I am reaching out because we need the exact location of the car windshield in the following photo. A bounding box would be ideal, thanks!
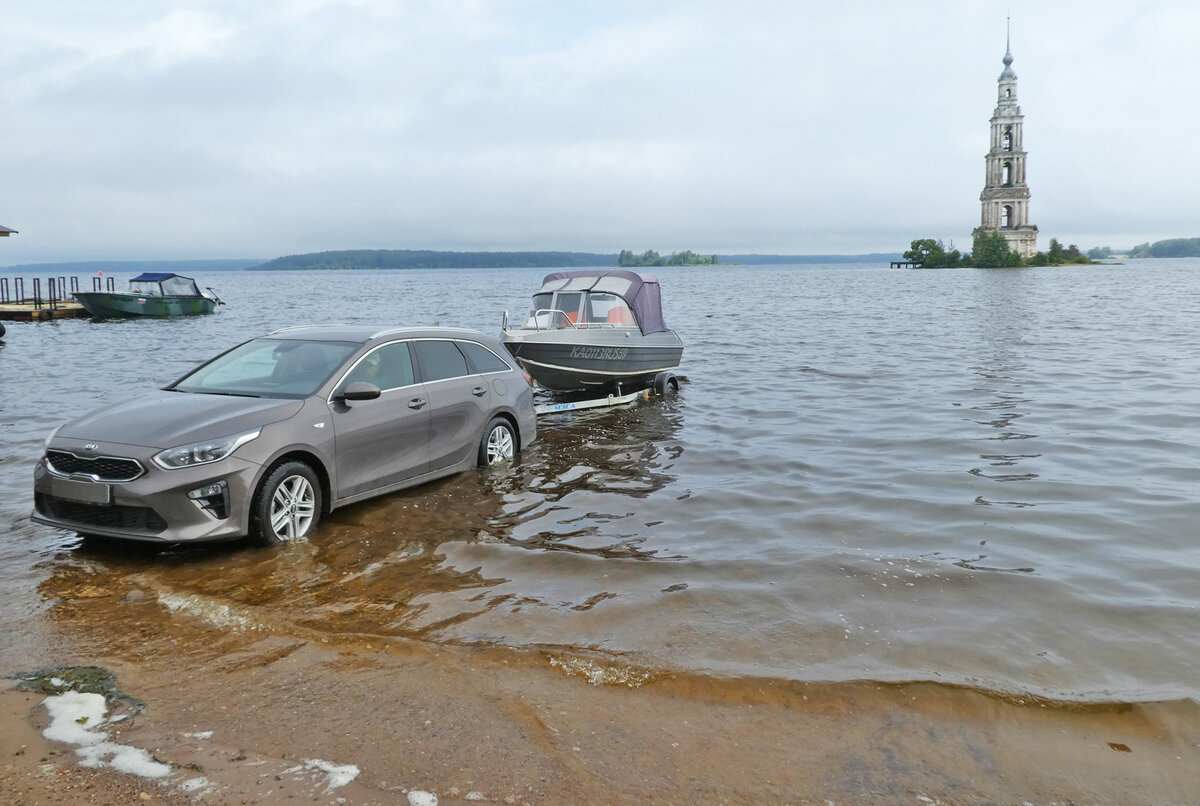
[171,338,360,398]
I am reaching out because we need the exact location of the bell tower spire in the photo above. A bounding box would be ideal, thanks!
[974,20,1038,258]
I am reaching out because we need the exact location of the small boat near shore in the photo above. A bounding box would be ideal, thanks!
[502,269,684,393]
[73,273,223,319]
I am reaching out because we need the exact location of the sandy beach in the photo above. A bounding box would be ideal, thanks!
[4,623,1199,806]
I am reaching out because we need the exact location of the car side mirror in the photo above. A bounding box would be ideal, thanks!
[334,381,382,403]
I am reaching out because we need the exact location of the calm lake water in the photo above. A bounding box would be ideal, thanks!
[2,259,1199,705]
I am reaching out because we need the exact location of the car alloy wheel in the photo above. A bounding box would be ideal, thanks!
[480,417,515,466]
[251,460,321,546]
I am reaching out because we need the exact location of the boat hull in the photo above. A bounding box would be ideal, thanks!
[74,292,217,319]
[503,328,683,392]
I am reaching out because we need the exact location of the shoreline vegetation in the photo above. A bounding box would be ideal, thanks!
[248,249,905,271]
[618,249,719,267]
[903,234,1200,268]
[904,232,1097,269]
[3,237,1197,273]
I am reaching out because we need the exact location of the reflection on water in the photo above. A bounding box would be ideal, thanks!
[5,260,1200,704]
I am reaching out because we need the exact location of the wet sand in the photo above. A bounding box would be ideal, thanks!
[4,622,1199,806]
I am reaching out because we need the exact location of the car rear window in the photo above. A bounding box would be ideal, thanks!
[458,341,511,374]
[413,340,469,382]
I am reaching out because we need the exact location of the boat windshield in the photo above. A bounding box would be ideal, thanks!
[522,291,635,329]
[524,291,583,329]
[128,274,202,297]
[170,338,360,398]
[585,293,636,326]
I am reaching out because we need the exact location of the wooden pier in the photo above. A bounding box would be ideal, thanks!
[0,275,91,321]
[890,260,920,268]
[0,300,89,321]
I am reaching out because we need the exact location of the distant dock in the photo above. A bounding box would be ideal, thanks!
[0,301,89,321]
[890,260,919,268]
[0,275,91,321]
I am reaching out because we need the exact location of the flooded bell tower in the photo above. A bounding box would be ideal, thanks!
[974,23,1038,258]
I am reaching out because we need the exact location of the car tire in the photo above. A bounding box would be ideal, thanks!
[248,461,321,546]
[478,417,516,467]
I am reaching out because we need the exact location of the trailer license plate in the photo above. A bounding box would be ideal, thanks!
[51,477,112,505]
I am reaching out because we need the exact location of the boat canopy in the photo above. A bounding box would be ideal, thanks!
[538,270,669,335]
[128,273,203,297]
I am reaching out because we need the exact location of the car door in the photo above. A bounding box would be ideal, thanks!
[411,339,490,471]
[330,341,430,498]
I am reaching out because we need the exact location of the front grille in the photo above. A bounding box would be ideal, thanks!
[36,493,167,533]
[46,450,144,482]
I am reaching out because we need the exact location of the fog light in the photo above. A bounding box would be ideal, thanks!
[188,480,230,519]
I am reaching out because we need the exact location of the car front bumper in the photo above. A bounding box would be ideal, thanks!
[31,442,264,543]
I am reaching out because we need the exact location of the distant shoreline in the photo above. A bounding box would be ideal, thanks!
[4,250,905,273]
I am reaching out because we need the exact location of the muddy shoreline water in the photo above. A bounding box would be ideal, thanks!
[3,541,1199,805]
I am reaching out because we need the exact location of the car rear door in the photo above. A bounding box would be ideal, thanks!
[411,339,490,471]
[330,341,430,498]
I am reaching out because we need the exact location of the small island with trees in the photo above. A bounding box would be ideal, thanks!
[902,231,1097,268]
[618,249,719,267]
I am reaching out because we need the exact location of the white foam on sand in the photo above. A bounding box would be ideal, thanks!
[548,655,654,687]
[180,776,212,792]
[408,791,438,806]
[42,691,171,779]
[158,592,264,631]
[282,758,361,792]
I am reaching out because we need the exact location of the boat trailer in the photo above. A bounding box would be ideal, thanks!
[533,370,686,416]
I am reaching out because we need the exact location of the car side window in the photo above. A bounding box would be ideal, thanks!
[413,340,469,383]
[458,341,511,374]
[343,342,415,390]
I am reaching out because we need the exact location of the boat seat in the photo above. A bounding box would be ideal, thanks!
[606,307,634,325]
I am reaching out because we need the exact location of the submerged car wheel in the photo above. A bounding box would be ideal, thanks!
[479,417,516,466]
[249,461,321,546]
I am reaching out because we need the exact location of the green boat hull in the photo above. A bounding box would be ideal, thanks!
[74,292,217,319]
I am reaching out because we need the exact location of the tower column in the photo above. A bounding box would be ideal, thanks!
[973,26,1037,259]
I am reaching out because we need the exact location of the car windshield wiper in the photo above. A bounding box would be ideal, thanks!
[194,390,263,398]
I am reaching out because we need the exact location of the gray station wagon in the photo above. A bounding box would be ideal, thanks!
[32,325,538,546]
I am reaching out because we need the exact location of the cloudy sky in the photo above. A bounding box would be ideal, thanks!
[2,1,1197,264]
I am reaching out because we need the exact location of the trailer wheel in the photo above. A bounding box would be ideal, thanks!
[653,371,679,396]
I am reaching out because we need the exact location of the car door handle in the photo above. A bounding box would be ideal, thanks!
[471,386,487,397]
[408,398,427,410]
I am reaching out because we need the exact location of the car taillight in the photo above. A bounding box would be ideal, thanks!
[522,371,534,387]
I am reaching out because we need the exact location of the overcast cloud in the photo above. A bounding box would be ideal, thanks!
[2,1,1197,263]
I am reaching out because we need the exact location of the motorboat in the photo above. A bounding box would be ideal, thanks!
[502,269,684,393]
[74,273,223,319]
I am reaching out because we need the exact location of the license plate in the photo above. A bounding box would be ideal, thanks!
[50,477,112,505]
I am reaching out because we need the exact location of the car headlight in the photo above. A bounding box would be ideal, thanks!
[153,429,261,470]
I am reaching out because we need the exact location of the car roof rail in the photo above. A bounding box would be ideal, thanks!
[268,323,353,335]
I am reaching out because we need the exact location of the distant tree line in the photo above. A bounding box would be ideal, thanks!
[252,250,618,271]
[902,232,1095,269]
[1126,238,1200,258]
[220,249,915,273]
[618,249,719,267]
